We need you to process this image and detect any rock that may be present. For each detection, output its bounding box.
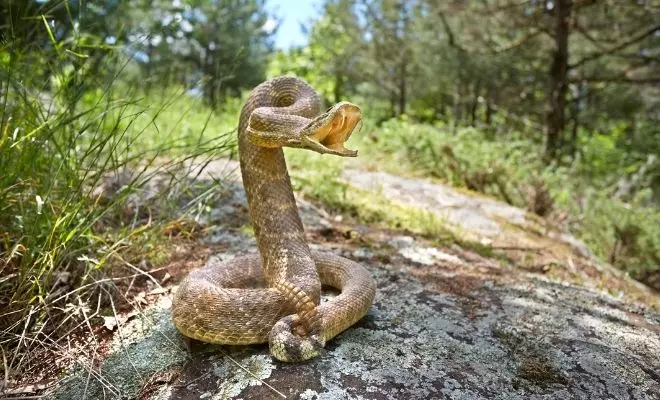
[48,162,659,400]
[52,250,660,400]
[352,247,375,260]
[343,170,595,258]
[548,231,593,259]
[392,238,466,266]
[53,298,188,400]
[344,170,527,237]
[388,235,416,249]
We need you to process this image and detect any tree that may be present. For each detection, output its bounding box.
[1,0,131,114]
[287,0,420,119]
[356,0,418,118]
[125,0,274,107]
[268,0,362,105]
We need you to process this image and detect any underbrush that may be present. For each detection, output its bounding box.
[357,118,660,287]
[118,86,241,152]
[0,55,233,379]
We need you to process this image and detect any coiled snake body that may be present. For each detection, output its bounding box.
[171,76,376,362]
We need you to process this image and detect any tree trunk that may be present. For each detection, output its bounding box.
[569,109,579,158]
[567,83,584,158]
[484,85,496,127]
[452,83,463,133]
[398,59,407,116]
[390,92,397,119]
[544,0,572,162]
[333,70,344,103]
[470,80,481,126]
[485,99,494,126]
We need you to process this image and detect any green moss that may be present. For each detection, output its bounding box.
[239,223,255,237]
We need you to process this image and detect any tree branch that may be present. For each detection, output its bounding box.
[569,24,660,69]
[444,1,531,16]
[570,76,660,85]
[439,11,541,55]
[438,13,465,52]
[572,0,600,12]
[573,22,609,49]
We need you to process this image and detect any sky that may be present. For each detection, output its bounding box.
[266,0,322,49]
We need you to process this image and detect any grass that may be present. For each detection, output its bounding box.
[349,118,660,286]
[286,148,491,256]
[115,86,241,153]
[0,46,235,380]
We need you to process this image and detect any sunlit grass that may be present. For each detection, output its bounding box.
[118,87,242,154]
[351,118,660,283]
[0,46,235,378]
[286,148,491,255]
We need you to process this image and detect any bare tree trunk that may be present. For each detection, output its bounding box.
[333,71,344,103]
[398,59,407,116]
[470,79,481,126]
[485,100,494,126]
[452,83,462,133]
[390,91,397,119]
[567,83,584,158]
[569,109,579,158]
[484,85,496,127]
[545,0,572,162]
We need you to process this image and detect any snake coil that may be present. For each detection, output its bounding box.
[172,76,376,362]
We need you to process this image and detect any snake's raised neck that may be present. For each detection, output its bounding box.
[237,76,362,340]
[237,77,324,332]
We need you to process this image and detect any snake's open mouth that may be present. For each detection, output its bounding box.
[309,103,361,157]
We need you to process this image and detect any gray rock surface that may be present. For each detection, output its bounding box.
[343,169,527,237]
[50,161,659,400]
[53,250,660,399]
[342,169,595,259]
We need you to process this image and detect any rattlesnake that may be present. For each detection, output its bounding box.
[171,76,376,362]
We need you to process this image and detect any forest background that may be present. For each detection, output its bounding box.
[1,0,659,378]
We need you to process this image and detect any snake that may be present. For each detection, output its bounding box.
[171,76,376,362]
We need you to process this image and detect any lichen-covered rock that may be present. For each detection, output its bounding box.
[50,161,659,400]
[343,169,528,237]
[343,169,593,257]
[52,246,660,399]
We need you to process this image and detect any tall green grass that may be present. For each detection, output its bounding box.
[0,36,235,378]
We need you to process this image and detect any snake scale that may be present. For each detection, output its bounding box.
[172,76,376,362]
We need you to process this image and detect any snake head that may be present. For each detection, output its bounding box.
[299,102,362,157]
[269,314,326,362]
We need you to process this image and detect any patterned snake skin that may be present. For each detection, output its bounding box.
[171,76,376,362]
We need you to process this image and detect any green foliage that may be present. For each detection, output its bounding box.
[106,86,240,153]
[124,0,274,107]
[359,118,660,285]
[0,4,235,374]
